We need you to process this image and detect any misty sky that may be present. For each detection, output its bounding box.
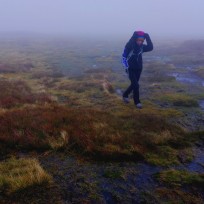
[0,0,204,39]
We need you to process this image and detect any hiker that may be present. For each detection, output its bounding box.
[122,31,153,109]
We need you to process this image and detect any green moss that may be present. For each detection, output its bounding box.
[103,169,123,179]
[186,131,204,143]
[0,157,52,194]
[89,193,102,201]
[155,169,204,187]
[194,93,204,100]
[173,99,198,107]
[145,146,179,166]
[159,93,199,107]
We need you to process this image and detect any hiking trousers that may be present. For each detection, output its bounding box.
[123,68,142,105]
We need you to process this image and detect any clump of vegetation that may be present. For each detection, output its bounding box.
[147,74,175,83]
[154,187,204,204]
[159,93,199,107]
[187,131,204,143]
[0,79,51,108]
[173,99,198,107]
[0,157,52,194]
[31,69,64,79]
[0,63,34,73]
[56,79,102,93]
[0,104,188,164]
[155,169,204,187]
[103,168,123,179]
[145,146,180,166]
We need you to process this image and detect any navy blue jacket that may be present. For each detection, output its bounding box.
[123,32,153,70]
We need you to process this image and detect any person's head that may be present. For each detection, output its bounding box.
[135,31,145,46]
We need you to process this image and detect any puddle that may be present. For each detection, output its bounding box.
[170,70,204,111]
[133,163,162,190]
[170,72,204,86]
[199,100,204,110]
[184,147,204,173]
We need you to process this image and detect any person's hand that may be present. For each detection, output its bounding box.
[144,33,150,39]
[122,57,129,68]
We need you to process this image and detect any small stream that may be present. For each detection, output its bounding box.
[200,100,204,110]
[183,147,204,173]
[170,72,204,87]
[169,71,204,111]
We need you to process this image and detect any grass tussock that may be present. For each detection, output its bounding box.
[0,63,34,73]
[145,146,179,166]
[155,169,204,187]
[0,104,187,163]
[154,187,204,204]
[0,158,52,194]
[159,93,199,107]
[31,70,64,79]
[0,79,51,108]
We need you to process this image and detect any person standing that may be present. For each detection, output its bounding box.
[122,31,153,109]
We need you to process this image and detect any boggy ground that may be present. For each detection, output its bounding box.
[0,37,204,203]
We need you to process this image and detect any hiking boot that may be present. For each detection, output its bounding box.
[136,103,142,109]
[123,97,130,104]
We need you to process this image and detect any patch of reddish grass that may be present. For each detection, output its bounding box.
[0,104,186,161]
[0,79,51,108]
[0,63,34,73]
[0,105,97,151]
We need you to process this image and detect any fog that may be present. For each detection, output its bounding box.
[0,0,204,40]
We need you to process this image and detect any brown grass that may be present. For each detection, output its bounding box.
[0,79,51,108]
[0,63,34,73]
[0,104,186,162]
[0,158,52,194]
[155,187,204,204]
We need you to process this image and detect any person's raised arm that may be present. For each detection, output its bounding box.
[143,33,153,52]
